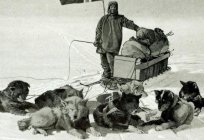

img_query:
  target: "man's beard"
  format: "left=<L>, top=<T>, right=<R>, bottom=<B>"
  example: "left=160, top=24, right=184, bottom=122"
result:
left=109, top=9, right=118, bottom=16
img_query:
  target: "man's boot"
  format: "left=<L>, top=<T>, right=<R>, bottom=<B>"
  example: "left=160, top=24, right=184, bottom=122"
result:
left=101, top=66, right=111, bottom=81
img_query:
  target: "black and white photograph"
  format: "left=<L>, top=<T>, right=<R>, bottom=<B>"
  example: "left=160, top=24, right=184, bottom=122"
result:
left=0, top=0, right=204, bottom=139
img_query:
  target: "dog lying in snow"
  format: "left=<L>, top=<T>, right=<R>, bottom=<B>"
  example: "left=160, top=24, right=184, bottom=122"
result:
left=118, top=80, right=148, bottom=97
left=97, top=80, right=147, bottom=104
left=2, top=80, right=30, bottom=101
left=93, top=92, right=144, bottom=131
left=0, top=80, right=38, bottom=115
left=143, top=90, right=194, bottom=132
left=18, top=96, right=101, bottom=139
left=179, top=81, right=204, bottom=116
left=35, top=85, right=83, bottom=108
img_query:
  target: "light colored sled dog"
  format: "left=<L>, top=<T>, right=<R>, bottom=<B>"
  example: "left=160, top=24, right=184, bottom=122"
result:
left=18, top=96, right=101, bottom=139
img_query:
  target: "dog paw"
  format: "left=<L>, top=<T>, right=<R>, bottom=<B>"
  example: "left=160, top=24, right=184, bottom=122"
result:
left=87, top=127, right=101, bottom=137
left=135, top=128, right=146, bottom=134
left=41, top=130, right=48, bottom=136
left=139, top=129, right=147, bottom=134
left=33, top=128, right=48, bottom=136
left=194, top=112, right=199, bottom=116
left=76, top=133, right=86, bottom=139
left=32, top=129, right=38, bottom=135
left=155, top=125, right=164, bottom=131
left=194, top=109, right=201, bottom=116
left=26, top=113, right=32, bottom=117
left=172, top=128, right=178, bottom=134
left=28, top=126, right=32, bottom=130
left=43, top=133, right=48, bottom=136
left=91, top=129, right=101, bottom=137
left=69, top=129, right=86, bottom=139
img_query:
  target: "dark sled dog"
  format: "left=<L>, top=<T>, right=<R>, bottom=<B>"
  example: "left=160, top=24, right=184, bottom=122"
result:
left=143, top=90, right=194, bottom=132
left=93, top=92, right=144, bottom=130
left=136, top=27, right=168, bottom=46
left=35, top=85, right=83, bottom=108
left=0, top=80, right=38, bottom=115
left=3, top=80, right=30, bottom=101
left=179, top=81, right=204, bottom=116
left=18, top=96, right=101, bottom=139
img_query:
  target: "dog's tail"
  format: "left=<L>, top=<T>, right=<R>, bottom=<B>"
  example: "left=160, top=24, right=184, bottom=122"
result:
left=17, top=118, right=31, bottom=131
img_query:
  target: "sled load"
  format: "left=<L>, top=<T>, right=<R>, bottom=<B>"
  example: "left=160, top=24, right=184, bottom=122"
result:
left=114, top=27, right=172, bottom=81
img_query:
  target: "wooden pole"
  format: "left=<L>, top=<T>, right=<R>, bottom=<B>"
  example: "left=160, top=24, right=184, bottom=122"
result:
left=102, top=0, right=105, bottom=15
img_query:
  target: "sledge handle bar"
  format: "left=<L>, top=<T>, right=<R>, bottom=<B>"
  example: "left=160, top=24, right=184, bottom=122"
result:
left=70, top=39, right=94, bottom=45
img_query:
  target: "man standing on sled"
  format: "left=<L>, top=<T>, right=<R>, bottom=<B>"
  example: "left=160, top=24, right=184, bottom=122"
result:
left=94, top=1, right=140, bottom=86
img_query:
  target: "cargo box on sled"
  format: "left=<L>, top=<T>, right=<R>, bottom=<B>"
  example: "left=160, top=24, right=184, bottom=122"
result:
left=113, top=53, right=170, bottom=81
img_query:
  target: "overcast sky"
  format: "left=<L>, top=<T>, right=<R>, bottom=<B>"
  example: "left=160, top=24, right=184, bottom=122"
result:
left=0, top=0, right=204, bottom=18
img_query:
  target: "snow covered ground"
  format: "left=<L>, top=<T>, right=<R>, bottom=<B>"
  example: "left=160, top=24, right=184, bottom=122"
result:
left=1, top=0, right=204, bottom=139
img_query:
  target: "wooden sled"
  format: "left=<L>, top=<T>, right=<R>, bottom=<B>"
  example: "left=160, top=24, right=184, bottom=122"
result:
left=113, top=53, right=170, bottom=81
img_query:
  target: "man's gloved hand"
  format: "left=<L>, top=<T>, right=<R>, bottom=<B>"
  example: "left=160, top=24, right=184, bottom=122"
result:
left=94, top=41, right=105, bottom=54
left=93, top=41, right=101, bottom=48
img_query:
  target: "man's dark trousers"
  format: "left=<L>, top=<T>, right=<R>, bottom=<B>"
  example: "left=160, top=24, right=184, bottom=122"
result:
left=100, top=52, right=116, bottom=79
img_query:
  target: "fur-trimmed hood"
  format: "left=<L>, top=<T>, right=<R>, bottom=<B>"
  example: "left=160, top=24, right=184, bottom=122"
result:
left=107, top=1, right=118, bottom=15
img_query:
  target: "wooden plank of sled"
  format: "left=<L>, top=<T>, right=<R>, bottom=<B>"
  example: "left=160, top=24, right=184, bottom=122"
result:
left=134, top=53, right=170, bottom=69
left=113, top=53, right=170, bottom=81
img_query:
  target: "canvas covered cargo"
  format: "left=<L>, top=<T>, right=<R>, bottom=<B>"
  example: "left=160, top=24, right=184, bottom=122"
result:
left=121, top=38, right=169, bottom=59
left=120, top=27, right=170, bottom=59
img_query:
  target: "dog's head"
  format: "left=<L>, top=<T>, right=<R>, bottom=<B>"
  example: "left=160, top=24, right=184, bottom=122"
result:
left=55, top=85, right=83, bottom=99
left=154, top=90, right=176, bottom=111
left=61, top=96, right=89, bottom=122
left=117, top=80, right=148, bottom=97
left=118, top=93, right=142, bottom=114
left=4, top=80, right=30, bottom=101
left=136, top=27, right=154, bottom=37
left=154, top=28, right=168, bottom=44
left=154, top=28, right=164, bottom=34
left=179, top=81, right=200, bottom=101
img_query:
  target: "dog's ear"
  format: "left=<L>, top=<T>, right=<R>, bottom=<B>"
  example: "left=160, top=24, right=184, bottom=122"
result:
left=9, top=87, right=15, bottom=91
left=23, top=81, right=30, bottom=88
left=60, top=100, right=68, bottom=108
left=121, top=92, right=126, bottom=98
left=154, top=90, right=161, bottom=96
left=80, top=99, right=88, bottom=106
left=118, top=83, right=127, bottom=94
left=78, top=89, right=84, bottom=98
left=192, top=82, right=198, bottom=89
left=137, top=94, right=142, bottom=99
left=79, top=89, right=83, bottom=94
left=154, top=28, right=163, bottom=33
left=167, top=91, right=174, bottom=99
left=180, top=81, right=186, bottom=86
left=117, top=83, right=121, bottom=89
left=140, top=90, right=148, bottom=97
